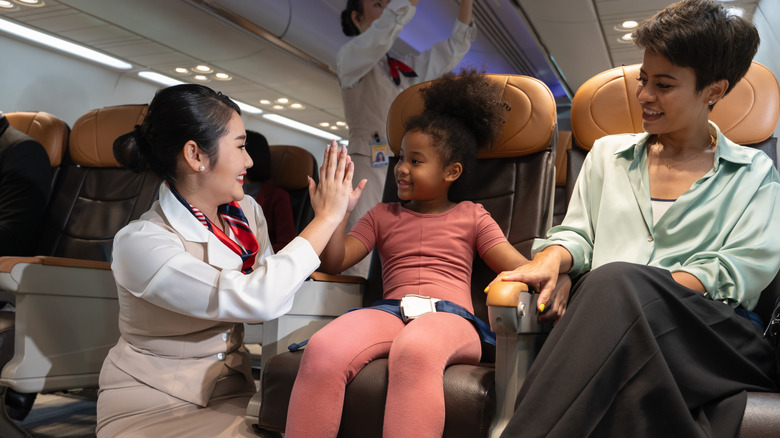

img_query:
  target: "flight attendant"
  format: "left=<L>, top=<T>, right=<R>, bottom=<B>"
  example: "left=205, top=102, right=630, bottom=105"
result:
left=96, top=84, right=363, bottom=437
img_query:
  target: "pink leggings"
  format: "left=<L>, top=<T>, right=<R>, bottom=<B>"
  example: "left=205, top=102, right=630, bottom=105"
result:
left=284, top=308, right=482, bottom=438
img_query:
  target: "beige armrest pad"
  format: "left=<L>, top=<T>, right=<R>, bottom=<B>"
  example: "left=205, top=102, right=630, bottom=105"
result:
left=486, top=281, right=529, bottom=307
left=309, top=271, right=367, bottom=284
left=0, top=256, right=110, bottom=273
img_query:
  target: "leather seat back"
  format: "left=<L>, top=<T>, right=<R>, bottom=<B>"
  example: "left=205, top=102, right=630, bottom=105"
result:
left=268, top=145, right=320, bottom=233
left=6, top=111, right=69, bottom=189
left=35, top=105, right=162, bottom=261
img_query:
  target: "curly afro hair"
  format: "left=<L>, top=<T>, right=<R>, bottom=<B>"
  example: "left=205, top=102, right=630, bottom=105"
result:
left=404, top=68, right=508, bottom=189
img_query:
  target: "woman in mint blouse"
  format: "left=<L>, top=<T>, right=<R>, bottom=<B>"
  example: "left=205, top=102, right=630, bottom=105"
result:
left=495, top=1, right=780, bottom=437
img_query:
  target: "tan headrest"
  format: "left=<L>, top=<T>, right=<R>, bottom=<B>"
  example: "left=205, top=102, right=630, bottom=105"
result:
left=69, top=105, right=148, bottom=167
left=387, top=74, right=557, bottom=158
left=6, top=111, right=69, bottom=167
left=269, top=145, right=316, bottom=190
left=571, top=61, right=780, bottom=150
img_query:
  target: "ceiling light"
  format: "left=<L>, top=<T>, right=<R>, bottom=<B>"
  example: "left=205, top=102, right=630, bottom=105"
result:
left=16, top=0, right=42, bottom=4
left=0, top=1, right=15, bottom=8
left=336, top=121, right=346, bottom=126
left=272, top=105, right=284, bottom=110
left=621, top=33, right=633, bottom=41
left=214, top=72, right=231, bottom=80
left=263, top=114, right=342, bottom=141
left=138, top=71, right=184, bottom=86
left=193, top=74, right=208, bottom=81
left=194, top=65, right=213, bottom=73
left=0, top=17, right=132, bottom=69
left=276, top=98, right=289, bottom=104
left=174, top=67, right=189, bottom=74
left=234, top=101, right=263, bottom=115
left=290, top=103, right=304, bottom=109
left=319, top=122, right=330, bottom=127
left=138, top=71, right=261, bottom=115
left=330, top=126, right=338, bottom=130
left=621, top=20, right=638, bottom=29
left=259, top=99, right=271, bottom=105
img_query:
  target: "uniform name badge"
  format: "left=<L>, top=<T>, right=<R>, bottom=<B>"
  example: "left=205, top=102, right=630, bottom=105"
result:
left=371, top=135, right=389, bottom=168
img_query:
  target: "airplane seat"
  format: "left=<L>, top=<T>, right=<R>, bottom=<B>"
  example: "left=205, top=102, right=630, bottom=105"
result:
left=268, top=145, right=320, bottom=234
left=248, top=73, right=558, bottom=438
left=5, top=111, right=69, bottom=192
left=552, top=130, right=572, bottom=225
left=569, top=61, right=780, bottom=437
left=0, top=104, right=162, bottom=437
left=1, top=111, right=69, bottom=420
left=34, top=105, right=161, bottom=261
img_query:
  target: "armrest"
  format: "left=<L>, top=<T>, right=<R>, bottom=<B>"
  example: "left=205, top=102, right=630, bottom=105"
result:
left=487, top=281, right=539, bottom=335
left=486, top=281, right=542, bottom=438
left=0, top=256, right=110, bottom=294
left=259, top=271, right=366, bottom=368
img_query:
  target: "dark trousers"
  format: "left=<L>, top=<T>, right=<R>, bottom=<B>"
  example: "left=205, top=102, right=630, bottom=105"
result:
left=500, top=262, right=777, bottom=438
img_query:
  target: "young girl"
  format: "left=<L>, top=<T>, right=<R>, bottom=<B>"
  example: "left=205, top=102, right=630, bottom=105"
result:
left=284, top=71, right=534, bottom=438
left=338, top=0, right=475, bottom=277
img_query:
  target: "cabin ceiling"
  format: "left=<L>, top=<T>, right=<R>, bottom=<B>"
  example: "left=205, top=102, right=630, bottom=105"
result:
left=0, top=0, right=760, bottom=135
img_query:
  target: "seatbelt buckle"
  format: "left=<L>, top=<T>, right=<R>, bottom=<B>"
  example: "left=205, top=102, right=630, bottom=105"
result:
left=400, top=294, right=440, bottom=322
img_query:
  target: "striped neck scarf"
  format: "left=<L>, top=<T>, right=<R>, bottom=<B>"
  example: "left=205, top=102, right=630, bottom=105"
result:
left=168, top=183, right=259, bottom=274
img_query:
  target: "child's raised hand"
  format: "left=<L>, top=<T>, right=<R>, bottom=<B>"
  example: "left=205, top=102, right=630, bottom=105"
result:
left=308, top=141, right=361, bottom=226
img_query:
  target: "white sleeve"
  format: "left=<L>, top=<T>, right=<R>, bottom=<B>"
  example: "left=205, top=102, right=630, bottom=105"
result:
left=111, top=221, right=320, bottom=324
left=337, top=0, right=415, bottom=89
left=404, top=18, right=477, bottom=82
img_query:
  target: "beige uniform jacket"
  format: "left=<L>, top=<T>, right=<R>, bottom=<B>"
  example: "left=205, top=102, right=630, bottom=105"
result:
left=104, top=183, right=320, bottom=406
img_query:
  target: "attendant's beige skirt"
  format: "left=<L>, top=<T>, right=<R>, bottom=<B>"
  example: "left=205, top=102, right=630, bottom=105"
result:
left=96, top=360, right=256, bottom=437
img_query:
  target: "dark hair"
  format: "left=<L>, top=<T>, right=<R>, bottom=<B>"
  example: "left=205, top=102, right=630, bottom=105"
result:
left=633, top=0, right=759, bottom=99
left=114, top=84, right=240, bottom=182
left=341, top=0, right=363, bottom=36
left=244, top=130, right=270, bottom=182
left=405, top=68, right=507, bottom=192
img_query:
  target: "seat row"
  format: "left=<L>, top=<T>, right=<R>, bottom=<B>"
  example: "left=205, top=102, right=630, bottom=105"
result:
left=0, top=61, right=778, bottom=437
left=249, top=62, right=780, bottom=438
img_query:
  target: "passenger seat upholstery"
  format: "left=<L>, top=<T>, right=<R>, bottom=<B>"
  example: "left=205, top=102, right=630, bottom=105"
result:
left=268, top=145, right=319, bottom=234
left=35, top=105, right=160, bottom=261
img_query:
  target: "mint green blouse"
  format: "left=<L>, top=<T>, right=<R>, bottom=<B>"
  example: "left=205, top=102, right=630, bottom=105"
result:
left=535, top=123, right=780, bottom=310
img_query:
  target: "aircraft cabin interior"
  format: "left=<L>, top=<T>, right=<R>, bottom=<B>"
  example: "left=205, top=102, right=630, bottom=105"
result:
left=1, top=0, right=780, bottom=437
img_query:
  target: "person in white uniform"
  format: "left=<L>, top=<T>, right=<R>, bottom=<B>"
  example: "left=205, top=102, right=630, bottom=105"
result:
left=96, top=84, right=363, bottom=437
left=338, top=0, right=476, bottom=277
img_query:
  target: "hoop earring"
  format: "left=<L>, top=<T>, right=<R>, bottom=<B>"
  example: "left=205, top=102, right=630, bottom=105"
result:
left=199, top=165, right=205, bottom=172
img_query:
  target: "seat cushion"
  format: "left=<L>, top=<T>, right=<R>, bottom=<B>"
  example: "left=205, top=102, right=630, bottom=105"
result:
left=258, top=351, right=495, bottom=437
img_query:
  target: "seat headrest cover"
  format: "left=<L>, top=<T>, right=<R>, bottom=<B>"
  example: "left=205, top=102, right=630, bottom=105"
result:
left=571, top=61, right=779, bottom=150
left=269, top=145, right=316, bottom=190
left=70, top=105, right=148, bottom=167
left=6, top=111, right=69, bottom=167
left=387, top=74, right=557, bottom=159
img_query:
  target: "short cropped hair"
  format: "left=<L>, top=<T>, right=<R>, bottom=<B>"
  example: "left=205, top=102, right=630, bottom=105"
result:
left=633, top=0, right=759, bottom=95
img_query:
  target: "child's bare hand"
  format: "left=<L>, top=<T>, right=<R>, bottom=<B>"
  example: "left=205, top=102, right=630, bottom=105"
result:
left=308, top=141, right=356, bottom=225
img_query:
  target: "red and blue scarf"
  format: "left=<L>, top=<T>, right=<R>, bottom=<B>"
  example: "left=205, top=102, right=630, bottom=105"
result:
left=387, top=54, right=417, bottom=85
left=169, top=183, right=259, bottom=274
